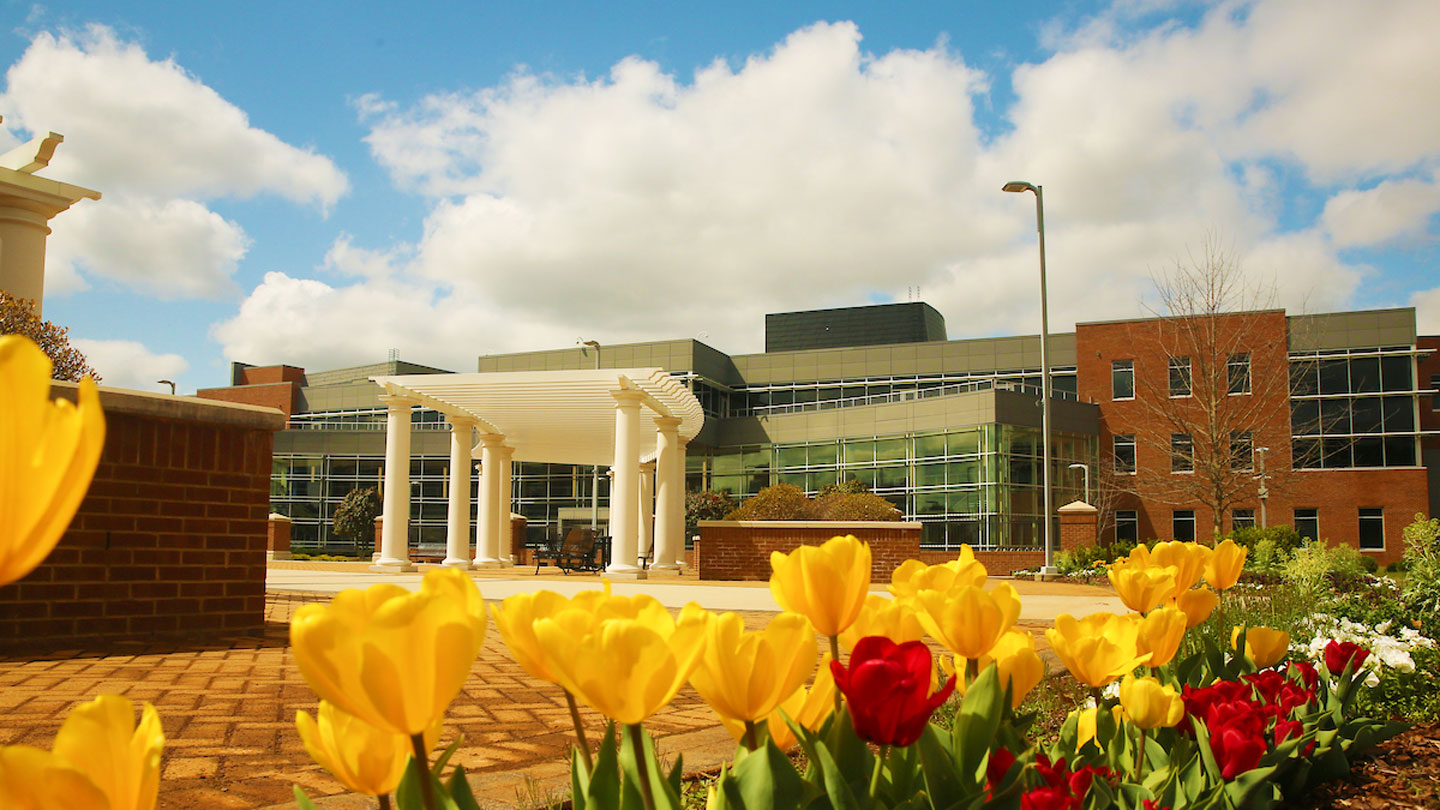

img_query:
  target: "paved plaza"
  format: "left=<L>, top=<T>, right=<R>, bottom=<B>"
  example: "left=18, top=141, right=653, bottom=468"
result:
left=0, top=566, right=1121, bottom=809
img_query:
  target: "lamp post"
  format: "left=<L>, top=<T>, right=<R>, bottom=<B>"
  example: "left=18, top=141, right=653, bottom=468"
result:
left=1003, top=180, right=1056, bottom=575
left=1254, top=446, right=1270, bottom=528
left=1068, top=462, right=1090, bottom=505
left=158, top=379, right=175, bottom=395
left=578, top=339, right=602, bottom=531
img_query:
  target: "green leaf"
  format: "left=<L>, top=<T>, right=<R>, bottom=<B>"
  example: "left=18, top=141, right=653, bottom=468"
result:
left=812, top=732, right=863, bottom=810
left=572, top=745, right=591, bottom=810
left=583, top=723, right=622, bottom=810
left=431, top=735, right=463, bottom=778
left=446, top=764, right=483, bottom=810
left=1222, top=764, right=1279, bottom=810
left=730, top=738, right=806, bottom=810
left=619, top=724, right=682, bottom=810
left=918, top=725, right=964, bottom=810
left=952, top=665, right=1005, bottom=785
left=292, top=786, right=322, bottom=810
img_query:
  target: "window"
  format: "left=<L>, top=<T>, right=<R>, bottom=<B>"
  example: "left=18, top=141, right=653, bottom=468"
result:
left=1294, top=508, right=1319, bottom=542
left=1230, top=431, right=1253, bottom=470
left=1169, top=357, right=1192, bottom=397
left=1233, top=509, right=1256, bottom=531
left=1115, top=510, right=1138, bottom=543
left=1114, top=434, right=1136, bottom=473
left=1170, top=433, right=1193, bottom=472
left=1228, top=353, right=1251, bottom=394
left=1173, top=509, right=1196, bottom=542
left=1358, top=507, right=1385, bottom=551
left=1112, top=360, right=1135, bottom=400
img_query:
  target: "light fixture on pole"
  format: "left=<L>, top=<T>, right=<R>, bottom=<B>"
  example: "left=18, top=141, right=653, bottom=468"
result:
left=1068, top=462, right=1090, bottom=504
left=1253, top=446, right=1270, bottom=528
left=1003, top=180, right=1057, bottom=575
left=157, top=379, right=176, bottom=395
left=578, top=339, right=602, bottom=532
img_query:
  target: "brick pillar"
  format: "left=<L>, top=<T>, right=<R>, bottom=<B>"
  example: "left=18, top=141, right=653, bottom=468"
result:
left=372, top=516, right=383, bottom=563
left=267, top=513, right=292, bottom=560
left=1058, top=501, right=1098, bottom=551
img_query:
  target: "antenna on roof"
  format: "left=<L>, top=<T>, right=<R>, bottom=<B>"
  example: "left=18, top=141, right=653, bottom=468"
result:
left=388, top=348, right=399, bottom=363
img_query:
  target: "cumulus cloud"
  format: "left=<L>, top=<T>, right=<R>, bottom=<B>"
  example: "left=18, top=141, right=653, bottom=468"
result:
left=218, top=4, right=1439, bottom=368
left=1321, top=174, right=1440, bottom=248
left=71, top=338, right=188, bottom=392
left=46, top=196, right=247, bottom=298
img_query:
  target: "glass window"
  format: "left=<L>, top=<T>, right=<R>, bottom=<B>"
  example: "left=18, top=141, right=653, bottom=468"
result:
left=1291, top=400, right=1320, bottom=435
left=1350, top=357, right=1381, bottom=394
left=1351, top=397, right=1384, bottom=434
left=1319, top=359, right=1350, bottom=395
left=776, top=445, right=807, bottom=469
left=875, top=465, right=908, bottom=489
left=808, top=443, right=838, bottom=466
left=1352, top=437, right=1384, bottom=467
left=845, top=440, right=875, bottom=465
left=1382, top=396, right=1414, bottom=432
left=808, top=469, right=838, bottom=491
left=1381, top=355, right=1413, bottom=392
left=1169, top=357, right=1192, bottom=397
left=914, top=434, right=946, bottom=459
left=875, top=438, right=907, bottom=462
left=1358, top=507, right=1384, bottom=551
left=1321, top=399, right=1351, bottom=435
left=1173, top=510, right=1196, bottom=542
left=916, top=493, right=946, bottom=515
left=1294, top=508, right=1319, bottom=542
left=949, top=430, right=981, bottom=456
left=1432, top=374, right=1440, bottom=410
left=948, top=460, right=981, bottom=484
left=1114, top=434, right=1137, bottom=473
left=1322, top=437, right=1352, bottom=468
left=1384, top=437, right=1416, bottom=466
left=914, top=463, right=947, bottom=487
left=1230, top=431, right=1253, bottom=470
left=1171, top=434, right=1194, bottom=472
left=1293, top=437, right=1322, bottom=469
left=1233, top=509, right=1256, bottom=531
left=1112, top=360, right=1135, bottom=400
left=1115, top=510, right=1138, bottom=543
left=1290, top=362, right=1318, bottom=396
left=1228, top=353, right=1251, bottom=394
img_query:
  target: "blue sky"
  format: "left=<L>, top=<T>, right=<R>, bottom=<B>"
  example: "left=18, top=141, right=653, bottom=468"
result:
left=1, top=0, right=1437, bottom=394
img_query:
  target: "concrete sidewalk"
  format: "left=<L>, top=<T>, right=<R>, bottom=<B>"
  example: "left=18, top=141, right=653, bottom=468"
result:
left=266, top=564, right=1125, bottom=623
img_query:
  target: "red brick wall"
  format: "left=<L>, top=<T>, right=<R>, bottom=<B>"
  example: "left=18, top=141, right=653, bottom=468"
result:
left=196, top=382, right=299, bottom=417
left=697, top=521, right=921, bottom=581
left=238, top=365, right=305, bottom=386
left=0, top=387, right=286, bottom=648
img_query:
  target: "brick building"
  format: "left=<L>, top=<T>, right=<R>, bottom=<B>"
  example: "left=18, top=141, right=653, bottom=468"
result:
left=201, top=303, right=1435, bottom=568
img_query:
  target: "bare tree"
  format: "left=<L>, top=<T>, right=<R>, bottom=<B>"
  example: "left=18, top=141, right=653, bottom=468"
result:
left=1119, top=237, right=1298, bottom=540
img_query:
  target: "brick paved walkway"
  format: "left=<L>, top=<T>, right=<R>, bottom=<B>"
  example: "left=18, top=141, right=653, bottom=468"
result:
left=0, top=590, right=1059, bottom=809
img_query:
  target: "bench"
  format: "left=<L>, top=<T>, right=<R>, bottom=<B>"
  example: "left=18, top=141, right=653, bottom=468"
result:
left=533, top=528, right=602, bottom=574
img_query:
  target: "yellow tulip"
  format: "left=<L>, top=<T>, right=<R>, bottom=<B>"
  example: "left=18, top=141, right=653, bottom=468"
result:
left=1147, top=541, right=1212, bottom=599
left=290, top=567, right=486, bottom=736
left=888, top=546, right=987, bottom=599
left=838, top=594, right=926, bottom=651
left=689, top=611, right=817, bottom=726
left=1231, top=626, right=1290, bottom=668
left=955, top=629, right=1044, bottom=708
left=912, top=583, right=1021, bottom=660
left=1175, top=588, right=1219, bottom=628
left=296, top=701, right=414, bottom=796
left=720, top=653, right=837, bottom=751
left=533, top=599, right=708, bottom=725
left=1137, top=605, right=1188, bottom=667
left=1045, top=613, right=1152, bottom=688
left=1119, top=675, right=1185, bottom=730
left=1108, top=562, right=1179, bottom=614
left=769, top=536, right=871, bottom=636
left=1073, top=704, right=1123, bottom=751
left=0, top=694, right=163, bottom=810
left=0, top=336, right=106, bottom=588
left=491, top=584, right=612, bottom=683
left=1204, top=539, right=1248, bottom=590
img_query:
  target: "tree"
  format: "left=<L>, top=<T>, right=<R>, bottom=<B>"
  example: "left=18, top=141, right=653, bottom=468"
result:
left=685, top=490, right=737, bottom=537
left=1118, top=237, right=1298, bottom=540
left=0, top=292, right=100, bottom=382
left=333, top=487, right=382, bottom=550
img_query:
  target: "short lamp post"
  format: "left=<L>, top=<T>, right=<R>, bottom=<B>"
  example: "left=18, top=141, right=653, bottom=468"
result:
left=1254, top=446, right=1270, bottom=528
left=158, top=379, right=176, bottom=395
left=1003, top=180, right=1057, bottom=575
left=578, top=339, right=602, bottom=531
left=1068, top=462, right=1090, bottom=505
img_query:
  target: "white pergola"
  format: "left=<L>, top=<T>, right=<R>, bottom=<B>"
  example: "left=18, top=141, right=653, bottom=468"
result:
left=368, top=368, right=705, bottom=578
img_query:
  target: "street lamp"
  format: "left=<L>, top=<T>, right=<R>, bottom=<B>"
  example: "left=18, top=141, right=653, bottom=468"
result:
left=157, top=379, right=175, bottom=395
left=1003, top=180, right=1057, bottom=575
left=1253, top=446, right=1270, bottom=528
left=578, top=339, right=602, bottom=531
left=1068, top=462, right=1090, bottom=504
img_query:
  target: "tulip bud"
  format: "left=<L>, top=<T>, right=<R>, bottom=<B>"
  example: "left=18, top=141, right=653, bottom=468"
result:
left=0, top=694, right=163, bottom=810
left=1118, top=675, right=1185, bottom=730
left=1204, top=540, right=1247, bottom=591
left=1175, top=588, right=1219, bottom=628
left=1137, top=605, right=1187, bottom=667
left=689, top=611, right=817, bottom=727
left=831, top=637, right=954, bottom=747
left=1045, top=612, right=1151, bottom=688
left=839, top=594, right=926, bottom=652
left=296, top=701, right=413, bottom=796
left=912, top=583, right=1021, bottom=660
left=1231, top=626, right=1290, bottom=668
left=769, top=536, right=871, bottom=636
left=1109, top=562, right=1179, bottom=614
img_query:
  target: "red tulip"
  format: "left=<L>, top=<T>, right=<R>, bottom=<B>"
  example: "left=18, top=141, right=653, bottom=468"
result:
left=830, top=636, right=955, bottom=747
left=1324, top=640, right=1371, bottom=675
left=1286, top=660, right=1319, bottom=690
left=1021, top=785, right=1074, bottom=810
left=986, top=747, right=1017, bottom=792
left=1209, top=713, right=1266, bottom=779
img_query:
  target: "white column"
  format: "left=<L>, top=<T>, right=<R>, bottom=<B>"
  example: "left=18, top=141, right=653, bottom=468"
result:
left=497, top=445, right=516, bottom=566
left=652, top=417, right=683, bottom=572
left=606, top=391, right=645, bottom=578
left=474, top=434, right=505, bottom=568
left=373, top=395, right=416, bottom=572
left=638, top=461, right=655, bottom=568
left=442, top=417, right=474, bottom=568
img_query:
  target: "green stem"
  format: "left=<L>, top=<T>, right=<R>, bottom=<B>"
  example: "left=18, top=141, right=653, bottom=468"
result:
left=379, top=793, right=392, bottom=810
left=565, top=689, right=594, bottom=777
left=869, top=744, right=889, bottom=801
left=626, top=723, right=659, bottom=810
left=410, top=733, right=436, bottom=810
left=1134, top=728, right=1146, bottom=781
left=829, top=634, right=844, bottom=715
left=743, top=720, right=760, bottom=752
left=965, top=657, right=979, bottom=689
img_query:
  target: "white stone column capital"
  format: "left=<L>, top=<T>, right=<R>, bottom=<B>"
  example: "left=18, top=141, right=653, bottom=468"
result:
left=653, top=415, right=682, bottom=431
left=377, top=393, right=418, bottom=409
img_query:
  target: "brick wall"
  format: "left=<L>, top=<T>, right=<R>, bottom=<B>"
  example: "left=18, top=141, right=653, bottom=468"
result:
left=196, top=381, right=299, bottom=417
left=0, top=386, right=286, bottom=647
left=697, top=521, right=921, bottom=581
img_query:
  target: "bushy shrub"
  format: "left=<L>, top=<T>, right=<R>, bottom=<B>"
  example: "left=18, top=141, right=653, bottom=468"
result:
left=1247, top=537, right=1288, bottom=575
left=816, top=477, right=871, bottom=497
left=1282, top=541, right=1370, bottom=594
left=1359, top=555, right=1379, bottom=574
left=723, top=484, right=816, bottom=520
left=813, top=491, right=901, bottom=521
left=1056, top=545, right=1108, bottom=575
left=332, top=487, right=381, bottom=551
left=1400, top=513, right=1440, bottom=634
left=1231, top=524, right=1305, bottom=556
left=685, top=490, right=738, bottom=535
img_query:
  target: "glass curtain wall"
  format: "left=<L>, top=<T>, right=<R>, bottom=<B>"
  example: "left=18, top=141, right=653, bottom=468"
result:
left=1289, top=348, right=1422, bottom=469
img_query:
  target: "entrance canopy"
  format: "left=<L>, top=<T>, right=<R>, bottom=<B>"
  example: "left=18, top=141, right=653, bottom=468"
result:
left=370, top=368, right=705, bottom=466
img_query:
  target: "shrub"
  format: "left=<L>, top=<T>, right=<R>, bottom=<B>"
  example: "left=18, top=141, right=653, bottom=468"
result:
left=1231, top=524, right=1304, bottom=556
left=1055, top=545, right=1107, bottom=576
left=332, top=487, right=381, bottom=551
left=1282, top=541, right=1369, bottom=594
left=1247, top=537, right=1289, bottom=575
left=723, top=484, right=816, bottom=520
left=1400, top=513, right=1440, bottom=634
left=685, top=490, right=737, bottom=536
left=813, top=491, right=901, bottom=521
left=816, top=477, right=871, bottom=497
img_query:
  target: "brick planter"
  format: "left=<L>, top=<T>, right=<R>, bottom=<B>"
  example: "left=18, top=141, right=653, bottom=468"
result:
left=697, top=521, right=921, bottom=581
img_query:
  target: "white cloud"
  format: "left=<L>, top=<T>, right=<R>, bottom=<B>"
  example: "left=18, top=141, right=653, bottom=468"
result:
left=71, top=338, right=188, bottom=392
left=321, top=234, right=410, bottom=279
left=1, top=25, right=348, bottom=206
left=1321, top=175, right=1440, bottom=248
left=46, top=196, right=247, bottom=298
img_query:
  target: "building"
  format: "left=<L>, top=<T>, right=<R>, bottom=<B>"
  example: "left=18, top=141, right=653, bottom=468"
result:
left=200, top=303, right=1437, bottom=567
